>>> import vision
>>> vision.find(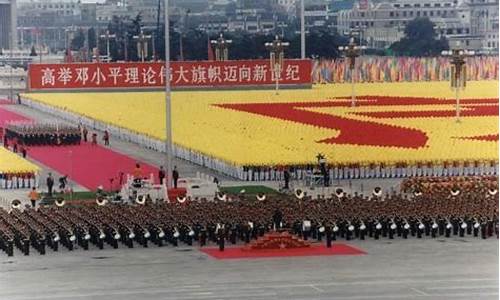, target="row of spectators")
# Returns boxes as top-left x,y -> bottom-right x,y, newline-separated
240,161 -> 498,182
